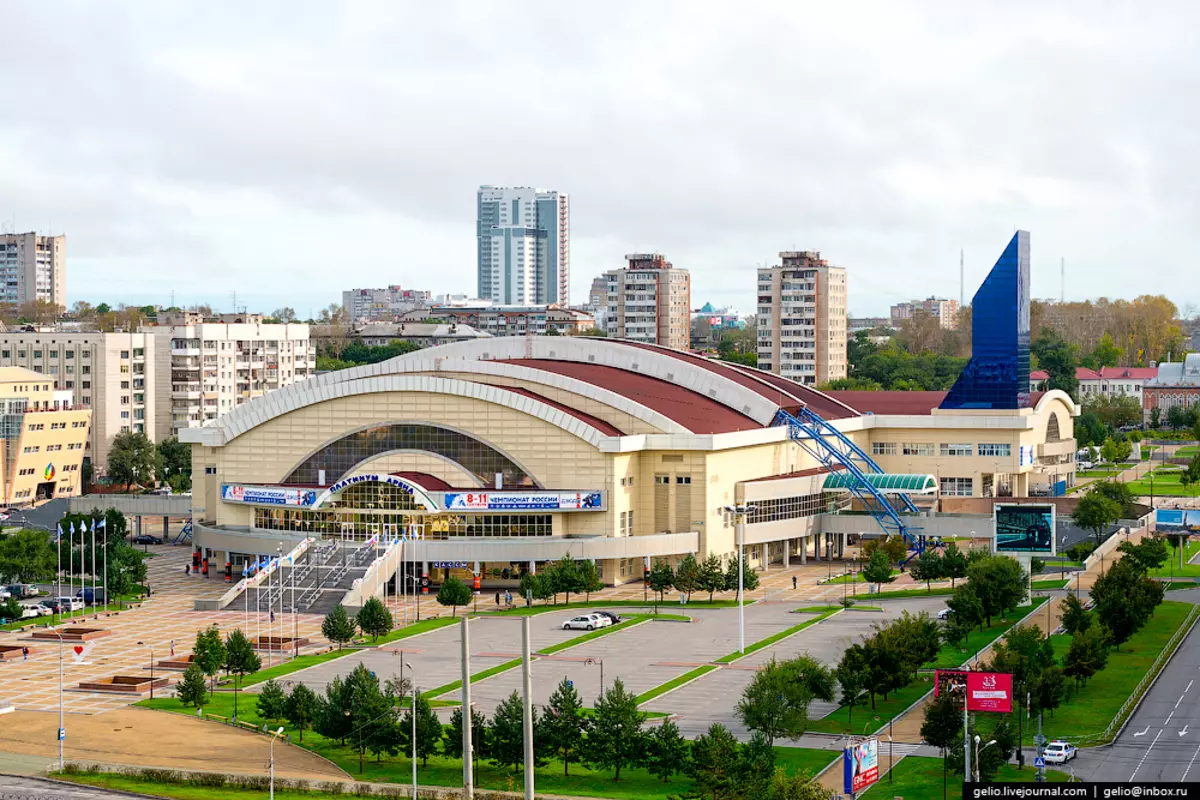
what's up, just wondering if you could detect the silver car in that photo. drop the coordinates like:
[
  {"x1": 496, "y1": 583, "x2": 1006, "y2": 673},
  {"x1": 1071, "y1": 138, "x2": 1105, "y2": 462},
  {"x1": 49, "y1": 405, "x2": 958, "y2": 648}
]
[{"x1": 562, "y1": 613, "x2": 610, "y2": 631}]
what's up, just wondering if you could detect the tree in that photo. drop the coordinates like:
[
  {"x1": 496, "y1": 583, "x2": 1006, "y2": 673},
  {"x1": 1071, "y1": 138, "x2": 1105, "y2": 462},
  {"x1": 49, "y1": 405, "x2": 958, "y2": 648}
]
[
  {"x1": 1118, "y1": 537, "x2": 1169, "y2": 573},
  {"x1": 490, "y1": 690, "x2": 542, "y2": 772},
  {"x1": 0, "y1": 530, "x2": 56, "y2": 583},
  {"x1": 966, "y1": 555, "x2": 1026, "y2": 626},
  {"x1": 698, "y1": 553, "x2": 725, "y2": 601},
  {"x1": 1063, "y1": 626, "x2": 1109, "y2": 690},
  {"x1": 343, "y1": 665, "x2": 398, "y2": 771},
  {"x1": 645, "y1": 718, "x2": 688, "y2": 783},
  {"x1": 688, "y1": 723, "x2": 741, "y2": 800},
  {"x1": 578, "y1": 559, "x2": 603, "y2": 602},
  {"x1": 285, "y1": 682, "x2": 319, "y2": 742},
  {"x1": 1091, "y1": 557, "x2": 1162, "y2": 649},
  {"x1": 402, "y1": 692, "x2": 442, "y2": 767},
  {"x1": 443, "y1": 705, "x2": 488, "y2": 773},
  {"x1": 673, "y1": 554, "x2": 701, "y2": 602},
  {"x1": 256, "y1": 678, "x2": 288, "y2": 721},
  {"x1": 272, "y1": 307, "x2": 298, "y2": 323},
  {"x1": 436, "y1": 576, "x2": 472, "y2": 617},
  {"x1": 192, "y1": 625, "x2": 227, "y2": 695},
  {"x1": 1092, "y1": 480, "x2": 1136, "y2": 518},
  {"x1": 909, "y1": 550, "x2": 944, "y2": 591},
  {"x1": 224, "y1": 628, "x2": 262, "y2": 720},
  {"x1": 835, "y1": 643, "x2": 870, "y2": 724},
  {"x1": 356, "y1": 595, "x2": 393, "y2": 640},
  {"x1": 176, "y1": 664, "x2": 208, "y2": 708},
  {"x1": 315, "y1": 674, "x2": 352, "y2": 745},
  {"x1": 1100, "y1": 438, "x2": 1119, "y2": 465},
  {"x1": 648, "y1": 559, "x2": 674, "y2": 604},
  {"x1": 737, "y1": 657, "x2": 822, "y2": 746},
  {"x1": 519, "y1": 571, "x2": 550, "y2": 603},
  {"x1": 1031, "y1": 664, "x2": 1067, "y2": 717},
  {"x1": 1060, "y1": 593, "x2": 1093, "y2": 636},
  {"x1": 986, "y1": 626, "x2": 1055, "y2": 758},
  {"x1": 766, "y1": 767, "x2": 828, "y2": 800},
  {"x1": 585, "y1": 678, "x2": 645, "y2": 782},
  {"x1": 737, "y1": 731, "x2": 776, "y2": 798},
  {"x1": 945, "y1": 583, "x2": 984, "y2": 646},
  {"x1": 861, "y1": 549, "x2": 894, "y2": 590},
  {"x1": 1151, "y1": 406, "x2": 1162, "y2": 429},
  {"x1": 322, "y1": 604, "x2": 357, "y2": 649},
  {"x1": 941, "y1": 542, "x2": 968, "y2": 587},
  {"x1": 1182, "y1": 454, "x2": 1200, "y2": 497},
  {"x1": 542, "y1": 677, "x2": 586, "y2": 776},
  {"x1": 1032, "y1": 331, "x2": 1080, "y2": 398},
  {"x1": 723, "y1": 556, "x2": 759, "y2": 598},
  {"x1": 920, "y1": 689, "x2": 961, "y2": 794},
  {"x1": 107, "y1": 430, "x2": 160, "y2": 490},
  {"x1": 156, "y1": 436, "x2": 191, "y2": 483},
  {"x1": 551, "y1": 554, "x2": 585, "y2": 605}
]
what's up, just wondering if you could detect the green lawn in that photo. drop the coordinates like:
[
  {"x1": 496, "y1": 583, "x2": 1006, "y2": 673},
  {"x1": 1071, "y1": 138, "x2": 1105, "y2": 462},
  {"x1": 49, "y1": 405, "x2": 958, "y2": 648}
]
[
  {"x1": 636, "y1": 665, "x2": 718, "y2": 704},
  {"x1": 1031, "y1": 578, "x2": 1070, "y2": 590},
  {"x1": 1038, "y1": 600, "x2": 1195, "y2": 743},
  {"x1": 806, "y1": 676, "x2": 933, "y2": 735},
  {"x1": 794, "y1": 605, "x2": 841, "y2": 613},
  {"x1": 867, "y1": 585, "x2": 958, "y2": 600},
  {"x1": 825, "y1": 569, "x2": 897, "y2": 585},
  {"x1": 1176, "y1": 445, "x2": 1199, "y2": 457},
  {"x1": 479, "y1": 598, "x2": 738, "y2": 616},
  {"x1": 365, "y1": 616, "x2": 459, "y2": 646},
  {"x1": 925, "y1": 598, "x2": 1047, "y2": 670},
  {"x1": 1148, "y1": 540, "x2": 1200, "y2": 579},
  {"x1": 713, "y1": 608, "x2": 839, "y2": 663},
  {"x1": 1125, "y1": 470, "x2": 1199, "y2": 497},
  {"x1": 1165, "y1": 581, "x2": 1198, "y2": 590},
  {"x1": 131, "y1": 695, "x2": 829, "y2": 800},
  {"x1": 1078, "y1": 468, "x2": 1125, "y2": 478},
  {"x1": 859, "y1": 755, "x2": 1069, "y2": 798}
]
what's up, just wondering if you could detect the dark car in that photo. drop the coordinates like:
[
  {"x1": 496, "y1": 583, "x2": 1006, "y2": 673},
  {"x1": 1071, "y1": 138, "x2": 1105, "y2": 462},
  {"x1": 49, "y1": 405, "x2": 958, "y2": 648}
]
[
  {"x1": 132, "y1": 535, "x2": 164, "y2": 545},
  {"x1": 594, "y1": 611, "x2": 622, "y2": 625}
]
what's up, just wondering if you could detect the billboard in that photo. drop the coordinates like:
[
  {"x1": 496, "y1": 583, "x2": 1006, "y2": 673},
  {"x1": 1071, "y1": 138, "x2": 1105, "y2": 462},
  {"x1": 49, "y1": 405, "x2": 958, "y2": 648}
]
[
  {"x1": 934, "y1": 670, "x2": 1014, "y2": 713},
  {"x1": 994, "y1": 503, "x2": 1056, "y2": 554},
  {"x1": 222, "y1": 484, "x2": 319, "y2": 507},
  {"x1": 1156, "y1": 509, "x2": 1200, "y2": 533},
  {"x1": 843, "y1": 738, "x2": 879, "y2": 794},
  {"x1": 442, "y1": 491, "x2": 604, "y2": 512}
]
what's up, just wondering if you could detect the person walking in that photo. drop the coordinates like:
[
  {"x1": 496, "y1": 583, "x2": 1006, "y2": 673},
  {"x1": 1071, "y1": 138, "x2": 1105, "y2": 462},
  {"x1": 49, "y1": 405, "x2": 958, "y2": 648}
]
[
  {"x1": 170, "y1": 639, "x2": 175, "y2": 657},
  {"x1": 792, "y1": 575, "x2": 797, "y2": 590},
  {"x1": 494, "y1": 591, "x2": 500, "y2": 606},
  {"x1": 21, "y1": 646, "x2": 28, "y2": 661}
]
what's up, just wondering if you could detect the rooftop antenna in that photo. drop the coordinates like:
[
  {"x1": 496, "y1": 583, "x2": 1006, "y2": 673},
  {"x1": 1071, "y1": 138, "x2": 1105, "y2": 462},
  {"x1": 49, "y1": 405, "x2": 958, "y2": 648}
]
[
  {"x1": 231, "y1": 291, "x2": 237, "y2": 313},
  {"x1": 1061, "y1": 257, "x2": 1065, "y2": 303},
  {"x1": 959, "y1": 249, "x2": 964, "y2": 308}
]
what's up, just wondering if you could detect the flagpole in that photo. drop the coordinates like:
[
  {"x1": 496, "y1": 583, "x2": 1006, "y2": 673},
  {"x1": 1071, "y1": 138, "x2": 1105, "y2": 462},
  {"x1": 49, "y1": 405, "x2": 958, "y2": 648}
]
[
  {"x1": 102, "y1": 519, "x2": 107, "y2": 611},
  {"x1": 55, "y1": 525, "x2": 62, "y2": 625},
  {"x1": 90, "y1": 521, "x2": 96, "y2": 613}
]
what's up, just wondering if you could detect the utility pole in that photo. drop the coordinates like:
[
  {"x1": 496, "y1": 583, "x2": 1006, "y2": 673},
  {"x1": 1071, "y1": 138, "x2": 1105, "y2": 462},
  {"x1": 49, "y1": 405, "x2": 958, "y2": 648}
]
[
  {"x1": 1061, "y1": 257, "x2": 1065, "y2": 303},
  {"x1": 521, "y1": 617, "x2": 534, "y2": 800},
  {"x1": 461, "y1": 616, "x2": 474, "y2": 799}
]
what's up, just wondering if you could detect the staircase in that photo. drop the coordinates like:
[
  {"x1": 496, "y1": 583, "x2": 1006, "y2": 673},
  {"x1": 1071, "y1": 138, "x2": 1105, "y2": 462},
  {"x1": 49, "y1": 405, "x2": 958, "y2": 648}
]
[{"x1": 301, "y1": 539, "x2": 380, "y2": 616}]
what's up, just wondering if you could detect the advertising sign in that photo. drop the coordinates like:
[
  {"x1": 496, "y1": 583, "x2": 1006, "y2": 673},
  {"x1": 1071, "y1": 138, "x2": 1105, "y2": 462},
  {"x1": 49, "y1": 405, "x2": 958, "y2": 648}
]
[
  {"x1": 1156, "y1": 509, "x2": 1200, "y2": 533},
  {"x1": 843, "y1": 737, "x2": 879, "y2": 794},
  {"x1": 994, "y1": 503, "x2": 1056, "y2": 554},
  {"x1": 221, "y1": 484, "x2": 319, "y2": 507},
  {"x1": 442, "y1": 491, "x2": 604, "y2": 511},
  {"x1": 966, "y1": 672, "x2": 1014, "y2": 712},
  {"x1": 934, "y1": 669, "x2": 969, "y2": 706}
]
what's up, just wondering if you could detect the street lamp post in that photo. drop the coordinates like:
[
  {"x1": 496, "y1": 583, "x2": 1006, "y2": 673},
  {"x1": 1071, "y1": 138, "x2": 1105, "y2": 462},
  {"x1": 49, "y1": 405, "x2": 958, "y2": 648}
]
[
  {"x1": 55, "y1": 628, "x2": 65, "y2": 772},
  {"x1": 585, "y1": 657, "x2": 604, "y2": 702},
  {"x1": 406, "y1": 661, "x2": 416, "y2": 800},
  {"x1": 136, "y1": 640, "x2": 155, "y2": 700},
  {"x1": 974, "y1": 736, "x2": 997, "y2": 782},
  {"x1": 268, "y1": 725, "x2": 285, "y2": 800},
  {"x1": 721, "y1": 503, "x2": 758, "y2": 654}
]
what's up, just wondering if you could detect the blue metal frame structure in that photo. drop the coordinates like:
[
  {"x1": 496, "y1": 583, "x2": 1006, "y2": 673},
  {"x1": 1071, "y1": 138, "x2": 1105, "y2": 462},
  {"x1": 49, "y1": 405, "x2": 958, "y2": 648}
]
[
  {"x1": 172, "y1": 518, "x2": 193, "y2": 545},
  {"x1": 771, "y1": 408, "x2": 922, "y2": 549}
]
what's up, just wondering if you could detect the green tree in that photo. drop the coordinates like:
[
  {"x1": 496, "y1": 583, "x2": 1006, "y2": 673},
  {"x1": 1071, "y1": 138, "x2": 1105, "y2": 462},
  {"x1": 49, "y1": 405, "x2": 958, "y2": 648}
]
[
  {"x1": 941, "y1": 542, "x2": 968, "y2": 586},
  {"x1": 698, "y1": 553, "x2": 725, "y2": 601},
  {"x1": 909, "y1": 549, "x2": 944, "y2": 591},
  {"x1": 175, "y1": 664, "x2": 208, "y2": 708},
  {"x1": 256, "y1": 678, "x2": 288, "y2": 721},
  {"x1": 986, "y1": 625, "x2": 1055, "y2": 758},
  {"x1": 344, "y1": 664, "x2": 398, "y2": 772},
  {"x1": 945, "y1": 583, "x2": 984, "y2": 646},
  {"x1": 966, "y1": 554, "x2": 1026, "y2": 626},
  {"x1": 156, "y1": 436, "x2": 191, "y2": 482},
  {"x1": 192, "y1": 625, "x2": 227, "y2": 695},
  {"x1": 1090, "y1": 332, "x2": 1124, "y2": 368},
  {"x1": 737, "y1": 657, "x2": 827, "y2": 746},
  {"x1": 1151, "y1": 406, "x2": 1162, "y2": 429},
  {"x1": 1100, "y1": 438, "x2": 1119, "y2": 464},
  {"x1": 436, "y1": 576, "x2": 472, "y2": 617},
  {"x1": 321, "y1": 604, "x2": 357, "y2": 649},
  {"x1": 1117, "y1": 537, "x2": 1169, "y2": 573},
  {"x1": 766, "y1": 767, "x2": 828, "y2": 800},
  {"x1": 835, "y1": 643, "x2": 870, "y2": 724},
  {"x1": 443, "y1": 705, "x2": 488, "y2": 774},
  {"x1": 648, "y1": 559, "x2": 675, "y2": 604},
  {"x1": 688, "y1": 723, "x2": 740, "y2": 800},
  {"x1": 723, "y1": 556, "x2": 759, "y2": 597},
  {"x1": 552, "y1": 555, "x2": 584, "y2": 605},
  {"x1": 0, "y1": 530, "x2": 56, "y2": 582},
  {"x1": 673, "y1": 554, "x2": 701, "y2": 602},
  {"x1": 1032, "y1": 331, "x2": 1080, "y2": 398},
  {"x1": 1063, "y1": 626, "x2": 1109, "y2": 690},
  {"x1": 645, "y1": 718, "x2": 688, "y2": 783},
  {"x1": 107, "y1": 430, "x2": 160, "y2": 490},
  {"x1": 1060, "y1": 593, "x2": 1093, "y2": 636},
  {"x1": 542, "y1": 677, "x2": 586, "y2": 776},
  {"x1": 578, "y1": 559, "x2": 603, "y2": 602},
  {"x1": 585, "y1": 678, "x2": 645, "y2": 782},
  {"x1": 737, "y1": 731, "x2": 776, "y2": 798},
  {"x1": 1031, "y1": 664, "x2": 1067, "y2": 718},
  {"x1": 920, "y1": 689, "x2": 961, "y2": 794},
  {"x1": 1091, "y1": 557, "x2": 1162, "y2": 649},
  {"x1": 1091, "y1": 480, "x2": 1136, "y2": 517},
  {"x1": 285, "y1": 682, "x2": 319, "y2": 742},
  {"x1": 402, "y1": 692, "x2": 442, "y2": 767},
  {"x1": 861, "y1": 549, "x2": 895, "y2": 590},
  {"x1": 223, "y1": 628, "x2": 262, "y2": 719},
  {"x1": 489, "y1": 690, "x2": 542, "y2": 772},
  {"x1": 1182, "y1": 454, "x2": 1200, "y2": 497},
  {"x1": 314, "y1": 674, "x2": 353, "y2": 745},
  {"x1": 356, "y1": 595, "x2": 393, "y2": 640}
]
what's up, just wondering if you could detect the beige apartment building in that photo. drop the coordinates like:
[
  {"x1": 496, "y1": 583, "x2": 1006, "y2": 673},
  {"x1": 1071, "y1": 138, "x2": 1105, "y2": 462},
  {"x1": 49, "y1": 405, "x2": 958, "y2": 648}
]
[
  {"x1": 757, "y1": 251, "x2": 848, "y2": 385},
  {"x1": 0, "y1": 367, "x2": 90, "y2": 506},
  {"x1": 0, "y1": 233, "x2": 66, "y2": 310},
  {"x1": 0, "y1": 323, "x2": 314, "y2": 475},
  {"x1": 601, "y1": 254, "x2": 691, "y2": 350},
  {"x1": 890, "y1": 296, "x2": 960, "y2": 329}
]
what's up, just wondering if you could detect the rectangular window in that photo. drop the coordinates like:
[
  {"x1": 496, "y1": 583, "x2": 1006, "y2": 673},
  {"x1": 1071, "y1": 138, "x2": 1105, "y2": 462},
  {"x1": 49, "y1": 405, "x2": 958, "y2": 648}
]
[
  {"x1": 902, "y1": 443, "x2": 935, "y2": 457},
  {"x1": 204, "y1": 466, "x2": 217, "y2": 475},
  {"x1": 120, "y1": 350, "x2": 129, "y2": 359},
  {"x1": 654, "y1": 475, "x2": 670, "y2": 485},
  {"x1": 977, "y1": 443, "x2": 1012, "y2": 457},
  {"x1": 940, "y1": 443, "x2": 973, "y2": 457},
  {"x1": 871, "y1": 442, "x2": 897, "y2": 456},
  {"x1": 940, "y1": 477, "x2": 973, "y2": 496},
  {"x1": 675, "y1": 475, "x2": 692, "y2": 484}
]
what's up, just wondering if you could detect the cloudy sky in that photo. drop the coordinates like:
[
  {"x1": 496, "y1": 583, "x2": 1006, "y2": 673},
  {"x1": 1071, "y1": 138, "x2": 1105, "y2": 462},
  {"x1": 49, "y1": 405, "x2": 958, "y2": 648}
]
[{"x1": 2, "y1": 2, "x2": 1197, "y2": 318}]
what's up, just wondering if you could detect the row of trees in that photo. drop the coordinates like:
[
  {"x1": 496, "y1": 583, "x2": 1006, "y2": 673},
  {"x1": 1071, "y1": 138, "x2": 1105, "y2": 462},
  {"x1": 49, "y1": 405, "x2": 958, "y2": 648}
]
[
  {"x1": 836, "y1": 611, "x2": 941, "y2": 720},
  {"x1": 1072, "y1": 480, "x2": 1137, "y2": 546},
  {"x1": 178, "y1": 625, "x2": 262, "y2": 717},
  {"x1": 106, "y1": 431, "x2": 192, "y2": 492},
  {"x1": 516, "y1": 555, "x2": 605, "y2": 606},
  {"x1": 320, "y1": 599, "x2": 395, "y2": 648},
  {"x1": 643, "y1": 553, "x2": 760, "y2": 604}
]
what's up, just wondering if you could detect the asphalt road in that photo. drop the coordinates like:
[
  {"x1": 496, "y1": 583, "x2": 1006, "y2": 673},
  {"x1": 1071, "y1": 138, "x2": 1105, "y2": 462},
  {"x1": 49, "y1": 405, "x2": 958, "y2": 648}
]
[
  {"x1": 0, "y1": 775, "x2": 135, "y2": 799},
  {"x1": 1077, "y1": 613, "x2": 1200, "y2": 782}
]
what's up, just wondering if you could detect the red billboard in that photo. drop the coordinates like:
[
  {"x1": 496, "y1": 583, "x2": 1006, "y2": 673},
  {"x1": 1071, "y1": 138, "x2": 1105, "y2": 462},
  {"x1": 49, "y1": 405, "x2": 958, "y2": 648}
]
[
  {"x1": 966, "y1": 672, "x2": 1013, "y2": 713},
  {"x1": 843, "y1": 737, "x2": 879, "y2": 794}
]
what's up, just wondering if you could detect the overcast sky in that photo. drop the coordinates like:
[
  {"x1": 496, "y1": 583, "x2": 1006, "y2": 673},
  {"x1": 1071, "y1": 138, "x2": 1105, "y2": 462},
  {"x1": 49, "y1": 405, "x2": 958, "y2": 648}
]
[{"x1": 2, "y1": 2, "x2": 1198, "y2": 318}]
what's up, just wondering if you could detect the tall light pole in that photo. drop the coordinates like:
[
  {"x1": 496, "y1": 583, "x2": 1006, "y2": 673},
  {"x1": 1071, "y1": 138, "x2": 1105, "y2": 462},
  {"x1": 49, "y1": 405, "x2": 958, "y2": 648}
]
[
  {"x1": 406, "y1": 661, "x2": 416, "y2": 800},
  {"x1": 55, "y1": 628, "x2": 65, "y2": 772},
  {"x1": 974, "y1": 736, "x2": 997, "y2": 782},
  {"x1": 460, "y1": 617, "x2": 473, "y2": 800},
  {"x1": 268, "y1": 725, "x2": 285, "y2": 800},
  {"x1": 722, "y1": 503, "x2": 757, "y2": 654},
  {"x1": 584, "y1": 657, "x2": 604, "y2": 702}
]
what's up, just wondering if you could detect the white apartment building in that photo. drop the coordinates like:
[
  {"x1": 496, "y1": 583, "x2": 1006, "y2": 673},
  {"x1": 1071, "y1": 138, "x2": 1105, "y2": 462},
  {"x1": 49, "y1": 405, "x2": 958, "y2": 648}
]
[
  {"x1": 476, "y1": 186, "x2": 570, "y2": 306},
  {"x1": 890, "y1": 296, "x2": 959, "y2": 329},
  {"x1": 602, "y1": 254, "x2": 691, "y2": 350},
  {"x1": 166, "y1": 323, "x2": 315, "y2": 432},
  {"x1": 0, "y1": 233, "x2": 66, "y2": 309},
  {"x1": 757, "y1": 251, "x2": 848, "y2": 385},
  {"x1": 341, "y1": 286, "x2": 432, "y2": 322}
]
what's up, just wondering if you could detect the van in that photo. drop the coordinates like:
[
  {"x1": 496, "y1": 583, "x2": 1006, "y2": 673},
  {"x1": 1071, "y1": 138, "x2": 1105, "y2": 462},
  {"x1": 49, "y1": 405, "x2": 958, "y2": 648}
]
[
  {"x1": 7, "y1": 584, "x2": 37, "y2": 599},
  {"x1": 56, "y1": 596, "x2": 83, "y2": 612},
  {"x1": 75, "y1": 588, "x2": 106, "y2": 604}
]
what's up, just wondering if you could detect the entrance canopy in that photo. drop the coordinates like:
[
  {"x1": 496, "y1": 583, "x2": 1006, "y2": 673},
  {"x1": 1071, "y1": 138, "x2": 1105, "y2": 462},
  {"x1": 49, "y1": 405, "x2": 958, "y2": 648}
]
[{"x1": 823, "y1": 473, "x2": 937, "y2": 494}]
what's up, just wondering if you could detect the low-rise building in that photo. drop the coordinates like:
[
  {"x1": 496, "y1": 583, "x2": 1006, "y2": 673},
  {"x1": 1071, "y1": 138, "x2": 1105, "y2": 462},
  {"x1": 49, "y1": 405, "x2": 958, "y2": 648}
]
[
  {"x1": 0, "y1": 367, "x2": 90, "y2": 506},
  {"x1": 342, "y1": 286, "x2": 433, "y2": 322},
  {"x1": 1030, "y1": 367, "x2": 1101, "y2": 398},
  {"x1": 398, "y1": 304, "x2": 593, "y2": 336},
  {"x1": 890, "y1": 297, "x2": 959, "y2": 329},
  {"x1": 1143, "y1": 354, "x2": 1200, "y2": 423}
]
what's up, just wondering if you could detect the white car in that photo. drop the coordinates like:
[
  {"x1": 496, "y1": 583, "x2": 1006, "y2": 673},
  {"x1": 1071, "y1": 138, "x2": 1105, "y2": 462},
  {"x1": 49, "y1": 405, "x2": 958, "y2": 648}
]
[
  {"x1": 936, "y1": 608, "x2": 953, "y2": 620},
  {"x1": 18, "y1": 606, "x2": 42, "y2": 619},
  {"x1": 21, "y1": 604, "x2": 51, "y2": 617},
  {"x1": 562, "y1": 613, "x2": 611, "y2": 631},
  {"x1": 1043, "y1": 741, "x2": 1076, "y2": 763},
  {"x1": 1078, "y1": 461, "x2": 1094, "y2": 470}
]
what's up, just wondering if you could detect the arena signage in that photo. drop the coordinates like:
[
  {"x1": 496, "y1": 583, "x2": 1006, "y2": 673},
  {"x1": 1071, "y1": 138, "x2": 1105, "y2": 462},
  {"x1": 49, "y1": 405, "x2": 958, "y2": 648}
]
[
  {"x1": 441, "y1": 491, "x2": 605, "y2": 512},
  {"x1": 314, "y1": 474, "x2": 436, "y2": 511},
  {"x1": 221, "y1": 484, "x2": 319, "y2": 507}
]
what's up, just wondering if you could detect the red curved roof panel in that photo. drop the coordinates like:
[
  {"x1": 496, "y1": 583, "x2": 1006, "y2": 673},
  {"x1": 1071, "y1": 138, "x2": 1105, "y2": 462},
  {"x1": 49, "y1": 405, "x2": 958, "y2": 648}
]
[{"x1": 500, "y1": 385, "x2": 625, "y2": 437}]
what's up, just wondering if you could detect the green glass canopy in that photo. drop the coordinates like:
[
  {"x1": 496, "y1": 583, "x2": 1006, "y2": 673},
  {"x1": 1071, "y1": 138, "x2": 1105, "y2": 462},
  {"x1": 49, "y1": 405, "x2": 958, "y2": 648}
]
[{"x1": 823, "y1": 473, "x2": 938, "y2": 494}]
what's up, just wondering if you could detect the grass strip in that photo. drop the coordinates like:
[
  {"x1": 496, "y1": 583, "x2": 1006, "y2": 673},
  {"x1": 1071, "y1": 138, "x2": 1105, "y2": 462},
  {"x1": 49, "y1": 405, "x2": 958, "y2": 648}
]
[
  {"x1": 923, "y1": 598, "x2": 1046, "y2": 669},
  {"x1": 1031, "y1": 578, "x2": 1070, "y2": 590},
  {"x1": 794, "y1": 605, "x2": 840, "y2": 613},
  {"x1": 424, "y1": 657, "x2": 522, "y2": 699},
  {"x1": 864, "y1": 585, "x2": 957, "y2": 600},
  {"x1": 477, "y1": 598, "x2": 737, "y2": 616},
  {"x1": 240, "y1": 648, "x2": 355, "y2": 688},
  {"x1": 859, "y1": 756, "x2": 1069, "y2": 798},
  {"x1": 714, "y1": 608, "x2": 838, "y2": 663},
  {"x1": 363, "y1": 616, "x2": 459, "y2": 646},
  {"x1": 806, "y1": 677, "x2": 933, "y2": 734},
  {"x1": 635, "y1": 664, "x2": 718, "y2": 705}
]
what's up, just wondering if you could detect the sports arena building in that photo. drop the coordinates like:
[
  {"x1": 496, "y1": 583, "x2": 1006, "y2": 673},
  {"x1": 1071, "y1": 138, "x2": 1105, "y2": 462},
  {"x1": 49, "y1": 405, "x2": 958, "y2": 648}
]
[{"x1": 182, "y1": 232, "x2": 1079, "y2": 588}]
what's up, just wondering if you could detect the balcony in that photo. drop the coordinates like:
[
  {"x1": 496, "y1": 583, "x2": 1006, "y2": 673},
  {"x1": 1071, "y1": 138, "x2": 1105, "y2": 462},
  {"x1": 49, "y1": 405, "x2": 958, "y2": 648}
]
[
  {"x1": 171, "y1": 385, "x2": 202, "y2": 400},
  {"x1": 171, "y1": 347, "x2": 201, "y2": 357}
]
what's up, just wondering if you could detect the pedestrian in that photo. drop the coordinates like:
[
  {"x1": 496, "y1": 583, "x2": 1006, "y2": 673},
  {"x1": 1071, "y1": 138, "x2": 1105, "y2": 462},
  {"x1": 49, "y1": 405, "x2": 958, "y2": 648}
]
[
  {"x1": 494, "y1": 591, "x2": 500, "y2": 606},
  {"x1": 185, "y1": 564, "x2": 190, "y2": 576},
  {"x1": 21, "y1": 646, "x2": 27, "y2": 661},
  {"x1": 170, "y1": 640, "x2": 175, "y2": 657},
  {"x1": 270, "y1": 610, "x2": 275, "y2": 624},
  {"x1": 792, "y1": 575, "x2": 797, "y2": 590}
]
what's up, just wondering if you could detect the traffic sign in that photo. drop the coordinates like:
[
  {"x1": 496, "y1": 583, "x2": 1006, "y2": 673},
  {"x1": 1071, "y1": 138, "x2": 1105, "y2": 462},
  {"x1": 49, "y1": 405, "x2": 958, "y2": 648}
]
[
  {"x1": 1034, "y1": 756, "x2": 1045, "y2": 768},
  {"x1": 57, "y1": 727, "x2": 65, "y2": 741},
  {"x1": 566, "y1": 680, "x2": 573, "y2": 688}
]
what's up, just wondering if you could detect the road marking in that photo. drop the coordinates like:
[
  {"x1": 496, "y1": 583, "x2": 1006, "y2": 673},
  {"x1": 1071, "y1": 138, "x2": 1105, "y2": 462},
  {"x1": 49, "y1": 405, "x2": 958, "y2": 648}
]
[
  {"x1": 1181, "y1": 726, "x2": 1190, "y2": 737},
  {"x1": 1134, "y1": 726, "x2": 1150, "y2": 737},
  {"x1": 1177, "y1": 681, "x2": 1194, "y2": 709},
  {"x1": 1183, "y1": 743, "x2": 1200, "y2": 782},
  {"x1": 1130, "y1": 729, "x2": 1163, "y2": 781},
  {"x1": 1167, "y1": 711, "x2": 1175, "y2": 725}
]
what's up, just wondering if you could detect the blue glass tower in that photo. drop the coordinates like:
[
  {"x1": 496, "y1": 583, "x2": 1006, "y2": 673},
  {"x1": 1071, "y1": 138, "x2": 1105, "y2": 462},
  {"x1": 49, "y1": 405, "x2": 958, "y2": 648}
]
[{"x1": 939, "y1": 230, "x2": 1031, "y2": 410}]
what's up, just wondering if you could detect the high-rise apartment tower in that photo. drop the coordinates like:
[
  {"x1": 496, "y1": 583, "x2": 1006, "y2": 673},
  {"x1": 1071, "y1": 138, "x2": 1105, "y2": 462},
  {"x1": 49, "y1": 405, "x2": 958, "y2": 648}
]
[
  {"x1": 0, "y1": 233, "x2": 65, "y2": 310},
  {"x1": 476, "y1": 186, "x2": 569, "y2": 305},
  {"x1": 756, "y1": 251, "x2": 848, "y2": 385}
]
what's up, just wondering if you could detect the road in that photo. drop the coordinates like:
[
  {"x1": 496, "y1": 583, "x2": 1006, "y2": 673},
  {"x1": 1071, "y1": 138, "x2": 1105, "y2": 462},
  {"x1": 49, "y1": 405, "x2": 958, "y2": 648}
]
[
  {"x1": 1078, "y1": 611, "x2": 1200, "y2": 782},
  {"x1": 0, "y1": 776, "x2": 135, "y2": 799}
]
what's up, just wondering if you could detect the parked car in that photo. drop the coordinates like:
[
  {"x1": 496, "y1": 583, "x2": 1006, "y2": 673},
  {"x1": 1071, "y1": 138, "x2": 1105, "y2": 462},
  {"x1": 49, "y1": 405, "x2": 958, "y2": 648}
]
[
  {"x1": 562, "y1": 613, "x2": 610, "y2": 631},
  {"x1": 146, "y1": 486, "x2": 172, "y2": 496},
  {"x1": 1078, "y1": 461, "x2": 1094, "y2": 470},
  {"x1": 75, "y1": 588, "x2": 107, "y2": 604},
  {"x1": 132, "y1": 534, "x2": 164, "y2": 545},
  {"x1": 594, "y1": 611, "x2": 622, "y2": 625},
  {"x1": 936, "y1": 608, "x2": 953, "y2": 620},
  {"x1": 18, "y1": 606, "x2": 42, "y2": 619},
  {"x1": 1043, "y1": 741, "x2": 1076, "y2": 763},
  {"x1": 21, "y1": 603, "x2": 52, "y2": 617},
  {"x1": 0, "y1": 589, "x2": 10, "y2": 601},
  {"x1": 7, "y1": 584, "x2": 39, "y2": 599},
  {"x1": 54, "y1": 596, "x2": 84, "y2": 612}
]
